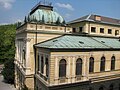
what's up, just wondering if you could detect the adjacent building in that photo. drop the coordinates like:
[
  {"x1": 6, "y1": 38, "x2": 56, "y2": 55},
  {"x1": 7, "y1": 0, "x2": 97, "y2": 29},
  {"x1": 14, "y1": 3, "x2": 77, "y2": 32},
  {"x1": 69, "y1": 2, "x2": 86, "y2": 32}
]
[{"x1": 15, "y1": 2, "x2": 120, "y2": 90}]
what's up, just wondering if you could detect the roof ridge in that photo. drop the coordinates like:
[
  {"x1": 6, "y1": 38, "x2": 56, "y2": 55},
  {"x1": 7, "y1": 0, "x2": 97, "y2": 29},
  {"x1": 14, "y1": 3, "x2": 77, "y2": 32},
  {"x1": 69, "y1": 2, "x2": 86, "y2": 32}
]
[{"x1": 86, "y1": 14, "x2": 92, "y2": 20}]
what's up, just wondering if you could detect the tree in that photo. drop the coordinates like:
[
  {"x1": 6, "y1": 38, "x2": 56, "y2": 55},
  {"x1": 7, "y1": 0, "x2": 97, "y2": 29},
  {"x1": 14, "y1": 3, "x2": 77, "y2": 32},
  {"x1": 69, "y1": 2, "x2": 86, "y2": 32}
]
[
  {"x1": 0, "y1": 24, "x2": 16, "y2": 63},
  {"x1": 1, "y1": 58, "x2": 15, "y2": 84},
  {"x1": 56, "y1": 17, "x2": 61, "y2": 25},
  {"x1": 0, "y1": 24, "x2": 16, "y2": 84}
]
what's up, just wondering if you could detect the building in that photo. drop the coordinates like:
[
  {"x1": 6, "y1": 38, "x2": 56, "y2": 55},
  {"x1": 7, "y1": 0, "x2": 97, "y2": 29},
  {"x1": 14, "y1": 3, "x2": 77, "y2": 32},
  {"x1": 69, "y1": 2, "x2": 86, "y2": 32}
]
[
  {"x1": 14, "y1": 2, "x2": 71, "y2": 90},
  {"x1": 68, "y1": 14, "x2": 120, "y2": 37},
  {"x1": 15, "y1": 2, "x2": 120, "y2": 90}
]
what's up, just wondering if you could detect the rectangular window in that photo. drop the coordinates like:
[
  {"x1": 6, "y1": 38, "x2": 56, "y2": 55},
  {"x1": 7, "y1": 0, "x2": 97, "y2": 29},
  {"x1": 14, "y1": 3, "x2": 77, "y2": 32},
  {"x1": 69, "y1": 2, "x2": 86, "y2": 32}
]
[
  {"x1": 108, "y1": 29, "x2": 112, "y2": 34},
  {"x1": 100, "y1": 28, "x2": 104, "y2": 33},
  {"x1": 91, "y1": 27, "x2": 96, "y2": 33},
  {"x1": 79, "y1": 27, "x2": 83, "y2": 33},
  {"x1": 72, "y1": 28, "x2": 76, "y2": 33},
  {"x1": 115, "y1": 30, "x2": 119, "y2": 35}
]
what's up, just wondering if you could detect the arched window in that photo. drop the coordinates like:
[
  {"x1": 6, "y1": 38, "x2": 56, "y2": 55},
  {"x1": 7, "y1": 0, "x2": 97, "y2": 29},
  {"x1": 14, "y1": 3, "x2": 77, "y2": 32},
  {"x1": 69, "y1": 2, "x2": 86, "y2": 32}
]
[
  {"x1": 46, "y1": 57, "x2": 49, "y2": 77},
  {"x1": 109, "y1": 84, "x2": 114, "y2": 90},
  {"x1": 111, "y1": 56, "x2": 115, "y2": 70},
  {"x1": 59, "y1": 59, "x2": 66, "y2": 77},
  {"x1": 89, "y1": 57, "x2": 94, "y2": 73},
  {"x1": 76, "y1": 58, "x2": 82, "y2": 75},
  {"x1": 100, "y1": 56, "x2": 105, "y2": 72},
  {"x1": 41, "y1": 56, "x2": 44, "y2": 74}
]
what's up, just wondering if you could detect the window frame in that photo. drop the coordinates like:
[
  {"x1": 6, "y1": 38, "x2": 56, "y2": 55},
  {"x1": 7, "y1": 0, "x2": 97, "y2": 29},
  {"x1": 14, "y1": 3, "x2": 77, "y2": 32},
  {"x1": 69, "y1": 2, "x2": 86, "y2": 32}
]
[
  {"x1": 59, "y1": 59, "x2": 67, "y2": 78},
  {"x1": 111, "y1": 56, "x2": 115, "y2": 70},
  {"x1": 79, "y1": 27, "x2": 83, "y2": 33},
  {"x1": 76, "y1": 58, "x2": 83, "y2": 76},
  {"x1": 41, "y1": 56, "x2": 44, "y2": 74},
  {"x1": 89, "y1": 57, "x2": 94, "y2": 73},
  {"x1": 100, "y1": 28, "x2": 104, "y2": 33},
  {"x1": 91, "y1": 27, "x2": 96, "y2": 33},
  {"x1": 72, "y1": 28, "x2": 76, "y2": 33},
  {"x1": 100, "y1": 56, "x2": 106, "y2": 72},
  {"x1": 108, "y1": 29, "x2": 112, "y2": 34}
]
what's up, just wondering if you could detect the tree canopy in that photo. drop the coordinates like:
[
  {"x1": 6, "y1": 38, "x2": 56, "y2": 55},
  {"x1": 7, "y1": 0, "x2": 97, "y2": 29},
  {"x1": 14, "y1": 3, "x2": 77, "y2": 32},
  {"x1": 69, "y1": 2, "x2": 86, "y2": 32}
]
[
  {"x1": 0, "y1": 24, "x2": 16, "y2": 84},
  {"x1": 0, "y1": 24, "x2": 16, "y2": 63}
]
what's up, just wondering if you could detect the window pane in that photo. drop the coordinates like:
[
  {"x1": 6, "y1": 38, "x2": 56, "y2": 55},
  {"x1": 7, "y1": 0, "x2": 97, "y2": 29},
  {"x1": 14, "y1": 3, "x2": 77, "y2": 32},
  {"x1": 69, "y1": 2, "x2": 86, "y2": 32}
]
[
  {"x1": 79, "y1": 27, "x2": 83, "y2": 33},
  {"x1": 115, "y1": 30, "x2": 119, "y2": 35},
  {"x1": 46, "y1": 57, "x2": 49, "y2": 77},
  {"x1": 76, "y1": 58, "x2": 82, "y2": 75},
  {"x1": 89, "y1": 57, "x2": 94, "y2": 73},
  {"x1": 41, "y1": 56, "x2": 44, "y2": 74},
  {"x1": 91, "y1": 27, "x2": 96, "y2": 33},
  {"x1": 108, "y1": 29, "x2": 112, "y2": 34},
  {"x1": 100, "y1": 28, "x2": 104, "y2": 33},
  {"x1": 111, "y1": 56, "x2": 115, "y2": 70},
  {"x1": 100, "y1": 56, "x2": 105, "y2": 71},
  {"x1": 59, "y1": 59, "x2": 66, "y2": 77},
  {"x1": 72, "y1": 28, "x2": 76, "y2": 33}
]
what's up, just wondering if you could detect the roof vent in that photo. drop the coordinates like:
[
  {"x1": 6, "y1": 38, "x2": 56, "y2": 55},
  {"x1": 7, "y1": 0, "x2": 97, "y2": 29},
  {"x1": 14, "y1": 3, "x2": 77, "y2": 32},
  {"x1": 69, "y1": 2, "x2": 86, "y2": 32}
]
[
  {"x1": 101, "y1": 41, "x2": 105, "y2": 43},
  {"x1": 53, "y1": 40, "x2": 58, "y2": 42},
  {"x1": 79, "y1": 41, "x2": 84, "y2": 44}
]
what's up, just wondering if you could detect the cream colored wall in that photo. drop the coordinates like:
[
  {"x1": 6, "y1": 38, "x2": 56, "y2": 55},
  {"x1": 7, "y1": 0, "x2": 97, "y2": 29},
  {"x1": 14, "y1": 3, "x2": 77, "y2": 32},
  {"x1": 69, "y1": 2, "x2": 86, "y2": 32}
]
[
  {"x1": 15, "y1": 23, "x2": 71, "y2": 89},
  {"x1": 26, "y1": 23, "x2": 72, "y2": 33},
  {"x1": 49, "y1": 51, "x2": 120, "y2": 85},
  {"x1": 27, "y1": 33, "x2": 61, "y2": 74},
  {"x1": 70, "y1": 22, "x2": 86, "y2": 33},
  {"x1": 70, "y1": 21, "x2": 120, "y2": 37},
  {"x1": 88, "y1": 22, "x2": 120, "y2": 37}
]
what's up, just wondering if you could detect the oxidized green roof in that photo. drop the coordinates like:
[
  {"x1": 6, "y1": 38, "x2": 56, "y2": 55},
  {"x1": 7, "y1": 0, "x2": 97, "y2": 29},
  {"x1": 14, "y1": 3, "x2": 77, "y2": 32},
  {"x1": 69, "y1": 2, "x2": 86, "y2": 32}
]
[
  {"x1": 35, "y1": 35, "x2": 120, "y2": 49},
  {"x1": 27, "y1": 9, "x2": 65, "y2": 24},
  {"x1": 25, "y1": 4, "x2": 65, "y2": 25}
]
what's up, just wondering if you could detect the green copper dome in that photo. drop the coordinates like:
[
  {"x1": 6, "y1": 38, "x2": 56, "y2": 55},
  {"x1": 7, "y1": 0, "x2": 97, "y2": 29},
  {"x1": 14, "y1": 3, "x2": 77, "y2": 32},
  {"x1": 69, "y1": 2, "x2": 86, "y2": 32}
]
[{"x1": 25, "y1": 4, "x2": 66, "y2": 25}]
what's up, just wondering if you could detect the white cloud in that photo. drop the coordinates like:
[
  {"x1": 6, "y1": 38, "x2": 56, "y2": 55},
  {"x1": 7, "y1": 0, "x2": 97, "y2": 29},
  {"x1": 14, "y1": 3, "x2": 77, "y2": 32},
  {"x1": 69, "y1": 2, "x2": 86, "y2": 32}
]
[
  {"x1": 55, "y1": 3, "x2": 74, "y2": 11},
  {"x1": 0, "y1": 0, "x2": 15, "y2": 9}
]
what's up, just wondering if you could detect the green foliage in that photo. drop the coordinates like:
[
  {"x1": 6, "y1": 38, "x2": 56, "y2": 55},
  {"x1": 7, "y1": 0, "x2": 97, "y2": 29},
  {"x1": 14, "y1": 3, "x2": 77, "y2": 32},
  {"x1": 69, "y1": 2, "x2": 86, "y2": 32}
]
[
  {"x1": 0, "y1": 24, "x2": 16, "y2": 84},
  {"x1": 1, "y1": 58, "x2": 15, "y2": 84},
  {"x1": 0, "y1": 24, "x2": 16, "y2": 63}
]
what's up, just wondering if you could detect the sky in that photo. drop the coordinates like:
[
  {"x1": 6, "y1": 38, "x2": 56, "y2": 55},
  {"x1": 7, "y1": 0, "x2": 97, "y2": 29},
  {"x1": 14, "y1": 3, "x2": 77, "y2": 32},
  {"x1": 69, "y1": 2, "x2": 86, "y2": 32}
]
[{"x1": 0, "y1": 0, "x2": 120, "y2": 24}]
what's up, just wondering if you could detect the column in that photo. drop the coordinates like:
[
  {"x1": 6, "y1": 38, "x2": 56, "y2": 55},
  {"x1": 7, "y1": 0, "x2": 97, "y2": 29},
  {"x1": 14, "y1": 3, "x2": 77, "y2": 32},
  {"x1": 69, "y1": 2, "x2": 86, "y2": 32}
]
[
  {"x1": 26, "y1": 39, "x2": 31, "y2": 74},
  {"x1": 67, "y1": 57, "x2": 71, "y2": 83},
  {"x1": 83, "y1": 56, "x2": 89, "y2": 80},
  {"x1": 54, "y1": 57, "x2": 59, "y2": 84},
  {"x1": 72, "y1": 57, "x2": 75, "y2": 83}
]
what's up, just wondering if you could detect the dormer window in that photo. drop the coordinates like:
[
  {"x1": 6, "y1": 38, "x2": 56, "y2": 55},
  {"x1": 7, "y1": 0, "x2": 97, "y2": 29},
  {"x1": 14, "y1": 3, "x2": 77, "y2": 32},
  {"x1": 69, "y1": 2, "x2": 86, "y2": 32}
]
[{"x1": 95, "y1": 15, "x2": 101, "y2": 21}]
